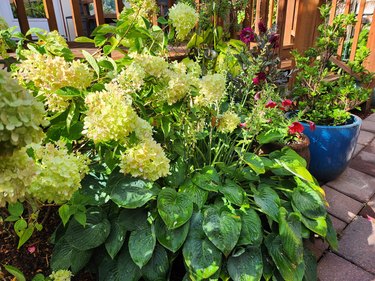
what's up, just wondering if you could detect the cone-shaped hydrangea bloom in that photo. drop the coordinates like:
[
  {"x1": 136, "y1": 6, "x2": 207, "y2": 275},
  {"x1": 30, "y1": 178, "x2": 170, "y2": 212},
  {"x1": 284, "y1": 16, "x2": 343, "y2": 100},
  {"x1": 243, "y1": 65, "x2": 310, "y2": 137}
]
[
  {"x1": 218, "y1": 111, "x2": 241, "y2": 133},
  {"x1": 117, "y1": 62, "x2": 146, "y2": 94},
  {"x1": 195, "y1": 73, "x2": 227, "y2": 106},
  {"x1": 0, "y1": 148, "x2": 38, "y2": 206},
  {"x1": 120, "y1": 138, "x2": 170, "y2": 181},
  {"x1": 17, "y1": 53, "x2": 93, "y2": 111},
  {"x1": 169, "y1": 2, "x2": 198, "y2": 40},
  {"x1": 0, "y1": 70, "x2": 47, "y2": 155},
  {"x1": 84, "y1": 83, "x2": 138, "y2": 143},
  {"x1": 131, "y1": 53, "x2": 169, "y2": 78},
  {"x1": 49, "y1": 269, "x2": 73, "y2": 281},
  {"x1": 29, "y1": 142, "x2": 89, "y2": 203},
  {"x1": 134, "y1": 117, "x2": 153, "y2": 141}
]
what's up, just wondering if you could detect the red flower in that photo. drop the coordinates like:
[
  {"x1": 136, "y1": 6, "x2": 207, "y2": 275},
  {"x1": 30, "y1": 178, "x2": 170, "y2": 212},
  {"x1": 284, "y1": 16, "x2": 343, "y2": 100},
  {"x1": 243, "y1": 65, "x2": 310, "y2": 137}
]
[
  {"x1": 252, "y1": 72, "x2": 266, "y2": 85},
  {"x1": 288, "y1": 122, "x2": 304, "y2": 134},
  {"x1": 27, "y1": 245, "x2": 36, "y2": 254},
  {"x1": 240, "y1": 27, "x2": 255, "y2": 44},
  {"x1": 239, "y1": 122, "x2": 247, "y2": 128},
  {"x1": 308, "y1": 121, "x2": 316, "y2": 131},
  {"x1": 258, "y1": 21, "x2": 267, "y2": 33},
  {"x1": 269, "y1": 33, "x2": 279, "y2": 48},
  {"x1": 281, "y1": 99, "x2": 292, "y2": 107},
  {"x1": 265, "y1": 100, "x2": 277, "y2": 108}
]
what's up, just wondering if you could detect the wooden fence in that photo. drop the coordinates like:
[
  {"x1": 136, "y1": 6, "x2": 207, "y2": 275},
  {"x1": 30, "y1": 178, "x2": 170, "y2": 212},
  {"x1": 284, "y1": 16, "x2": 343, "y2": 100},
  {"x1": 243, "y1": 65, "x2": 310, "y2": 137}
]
[{"x1": 11, "y1": 0, "x2": 375, "y2": 73}]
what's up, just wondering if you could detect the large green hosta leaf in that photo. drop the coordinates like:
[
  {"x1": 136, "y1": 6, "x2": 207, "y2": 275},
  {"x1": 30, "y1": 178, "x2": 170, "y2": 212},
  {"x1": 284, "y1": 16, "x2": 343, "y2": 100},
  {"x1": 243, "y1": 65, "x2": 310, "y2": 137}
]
[
  {"x1": 51, "y1": 238, "x2": 92, "y2": 274},
  {"x1": 128, "y1": 224, "x2": 156, "y2": 268},
  {"x1": 292, "y1": 178, "x2": 326, "y2": 219},
  {"x1": 300, "y1": 215, "x2": 327, "y2": 237},
  {"x1": 157, "y1": 188, "x2": 193, "y2": 229},
  {"x1": 105, "y1": 218, "x2": 127, "y2": 259},
  {"x1": 65, "y1": 207, "x2": 111, "y2": 251},
  {"x1": 265, "y1": 234, "x2": 305, "y2": 281},
  {"x1": 155, "y1": 216, "x2": 189, "y2": 253},
  {"x1": 219, "y1": 179, "x2": 245, "y2": 206},
  {"x1": 325, "y1": 215, "x2": 338, "y2": 250},
  {"x1": 109, "y1": 175, "x2": 155, "y2": 208},
  {"x1": 243, "y1": 153, "x2": 265, "y2": 175},
  {"x1": 98, "y1": 245, "x2": 142, "y2": 281},
  {"x1": 179, "y1": 179, "x2": 209, "y2": 209},
  {"x1": 183, "y1": 212, "x2": 222, "y2": 280},
  {"x1": 227, "y1": 246, "x2": 263, "y2": 281},
  {"x1": 202, "y1": 207, "x2": 242, "y2": 257},
  {"x1": 191, "y1": 166, "x2": 220, "y2": 192},
  {"x1": 303, "y1": 248, "x2": 317, "y2": 281},
  {"x1": 118, "y1": 208, "x2": 148, "y2": 231},
  {"x1": 278, "y1": 208, "x2": 303, "y2": 264},
  {"x1": 237, "y1": 208, "x2": 263, "y2": 246},
  {"x1": 142, "y1": 244, "x2": 169, "y2": 281},
  {"x1": 253, "y1": 184, "x2": 280, "y2": 222}
]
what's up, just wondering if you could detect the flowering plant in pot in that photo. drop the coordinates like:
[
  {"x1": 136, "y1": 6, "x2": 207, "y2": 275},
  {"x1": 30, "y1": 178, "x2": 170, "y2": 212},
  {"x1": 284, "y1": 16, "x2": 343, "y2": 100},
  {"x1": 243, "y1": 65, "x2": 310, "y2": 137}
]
[
  {"x1": 1, "y1": 2, "x2": 338, "y2": 280},
  {"x1": 291, "y1": 4, "x2": 373, "y2": 181}
]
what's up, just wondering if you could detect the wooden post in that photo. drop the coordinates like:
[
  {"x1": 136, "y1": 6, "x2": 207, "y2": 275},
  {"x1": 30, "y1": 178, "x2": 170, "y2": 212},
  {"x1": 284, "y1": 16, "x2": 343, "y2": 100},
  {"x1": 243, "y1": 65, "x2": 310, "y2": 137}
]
[
  {"x1": 349, "y1": 0, "x2": 366, "y2": 61},
  {"x1": 70, "y1": 0, "x2": 84, "y2": 37},
  {"x1": 115, "y1": 0, "x2": 124, "y2": 19},
  {"x1": 14, "y1": 0, "x2": 30, "y2": 35},
  {"x1": 328, "y1": 0, "x2": 337, "y2": 25},
  {"x1": 364, "y1": 8, "x2": 375, "y2": 113},
  {"x1": 244, "y1": 0, "x2": 254, "y2": 28},
  {"x1": 276, "y1": 0, "x2": 287, "y2": 59},
  {"x1": 168, "y1": 0, "x2": 175, "y2": 8},
  {"x1": 43, "y1": 0, "x2": 58, "y2": 31},
  {"x1": 267, "y1": 0, "x2": 275, "y2": 28},
  {"x1": 255, "y1": 0, "x2": 268, "y2": 33},
  {"x1": 93, "y1": 0, "x2": 105, "y2": 25}
]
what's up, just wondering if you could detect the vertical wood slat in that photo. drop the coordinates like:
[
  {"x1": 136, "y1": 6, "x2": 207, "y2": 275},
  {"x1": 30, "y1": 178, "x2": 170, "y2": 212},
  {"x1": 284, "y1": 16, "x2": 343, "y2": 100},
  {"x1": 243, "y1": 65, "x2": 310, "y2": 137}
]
[
  {"x1": 364, "y1": 7, "x2": 375, "y2": 72},
  {"x1": 255, "y1": 0, "x2": 268, "y2": 33},
  {"x1": 337, "y1": 0, "x2": 351, "y2": 58},
  {"x1": 244, "y1": 0, "x2": 254, "y2": 28},
  {"x1": 283, "y1": 0, "x2": 296, "y2": 45},
  {"x1": 43, "y1": 0, "x2": 58, "y2": 31},
  {"x1": 267, "y1": 0, "x2": 275, "y2": 28},
  {"x1": 276, "y1": 0, "x2": 288, "y2": 59},
  {"x1": 14, "y1": 0, "x2": 30, "y2": 35},
  {"x1": 115, "y1": 0, "x2": 124, "y2": 19},
  {"x1": 349, "y1": 0, "x2": 366, "y2": 61},
  {"x1": 328, "y1": 0, "x2": 337, "y2": 25},
  {"x1": 93, "y1": 0, "x2": 105, "y2": 25},
  {"x1": 168, "y1": 0, "x2": 175, "y2": 8},
  {"x1": 70, "y1": 0, "x2": 84, "y2": 37}
]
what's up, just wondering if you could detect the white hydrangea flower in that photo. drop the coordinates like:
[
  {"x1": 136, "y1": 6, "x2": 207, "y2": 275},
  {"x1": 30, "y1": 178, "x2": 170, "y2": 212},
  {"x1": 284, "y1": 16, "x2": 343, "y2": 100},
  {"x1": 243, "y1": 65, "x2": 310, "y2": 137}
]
[
  {"x1": 218, "y1": 111, "x2": 241, "y2": 133},
  {"x1": 169, "y1": 2, "x2": 198, "y2": 40},
  {"x1": 195, "y1": 73, "x2": 227, "y2": 106},
  {"x1": 49, "y1": 269, "x2": 73, "y2": 281}
]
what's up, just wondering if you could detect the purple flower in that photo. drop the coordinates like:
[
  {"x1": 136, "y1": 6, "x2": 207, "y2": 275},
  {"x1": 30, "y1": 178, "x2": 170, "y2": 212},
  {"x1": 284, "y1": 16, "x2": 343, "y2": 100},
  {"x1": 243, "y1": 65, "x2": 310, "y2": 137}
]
[
  {"x1": 269, "y1": 33, "x2": 280, "y2": 48},
  {"x1": 240, "y1": 27, "x2": 255, "y2": 44},
  {"x1": 252, "y1": 72, "x2": 267, "y2": 85},
  {"x1": 308, "y1": 121, "x2": 316, "y2": 131},
  {"x1": 258, "y1": 21, "x2": 267, "y2": 33}
]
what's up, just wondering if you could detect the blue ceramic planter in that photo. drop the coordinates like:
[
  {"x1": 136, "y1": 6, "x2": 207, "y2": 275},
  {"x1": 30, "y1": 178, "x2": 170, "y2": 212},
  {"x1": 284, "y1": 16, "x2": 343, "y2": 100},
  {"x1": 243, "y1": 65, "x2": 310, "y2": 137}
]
[{"x1": 301, "y1": 114, "x2": 362, "y2": 182}]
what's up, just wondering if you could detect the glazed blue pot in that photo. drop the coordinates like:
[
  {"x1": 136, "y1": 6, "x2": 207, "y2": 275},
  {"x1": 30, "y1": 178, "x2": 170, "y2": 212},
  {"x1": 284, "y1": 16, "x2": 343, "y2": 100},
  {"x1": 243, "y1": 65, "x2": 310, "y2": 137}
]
[{"x1": 301, "y1": 114, "x2": 362, "y2": 182}]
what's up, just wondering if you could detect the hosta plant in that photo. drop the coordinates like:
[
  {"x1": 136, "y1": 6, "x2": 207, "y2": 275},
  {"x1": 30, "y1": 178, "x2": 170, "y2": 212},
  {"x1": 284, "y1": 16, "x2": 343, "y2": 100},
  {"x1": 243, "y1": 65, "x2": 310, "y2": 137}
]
[{"x1": 1, "y1": 2, "x2": 337, "y2": 280}]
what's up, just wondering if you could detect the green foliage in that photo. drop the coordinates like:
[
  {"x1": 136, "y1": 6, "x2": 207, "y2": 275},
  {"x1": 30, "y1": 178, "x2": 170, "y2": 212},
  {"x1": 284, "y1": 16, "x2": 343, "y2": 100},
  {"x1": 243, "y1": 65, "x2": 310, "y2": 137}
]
[{"x1": 292, "y1": 4, "x2": 373, "y2": 125}]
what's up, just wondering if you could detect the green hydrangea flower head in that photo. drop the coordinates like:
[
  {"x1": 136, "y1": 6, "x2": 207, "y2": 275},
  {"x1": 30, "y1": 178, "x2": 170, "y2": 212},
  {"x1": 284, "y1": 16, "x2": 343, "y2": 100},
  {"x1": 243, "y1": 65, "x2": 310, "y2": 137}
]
[{"x1": 0, "y1": 70, "x2": 47, "y2": 156}]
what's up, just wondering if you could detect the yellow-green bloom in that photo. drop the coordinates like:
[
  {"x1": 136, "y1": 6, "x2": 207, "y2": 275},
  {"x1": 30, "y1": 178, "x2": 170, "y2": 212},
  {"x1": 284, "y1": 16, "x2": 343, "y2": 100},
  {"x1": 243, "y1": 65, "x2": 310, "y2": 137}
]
[
  {"x1": 169, "y1": 2, "x2": 198, "y2": 40},
  {"x1": 134, "y1": 117, "x2": 153, "y2": 141},
  {"x1": 0, "y1": 148, "x2": 38, "y2": 207},
  {"x1": 218, "y1": 111, "x2": 241, "y2": 133},
  {"x1": 118, "y1": 62, "x2": 146, "y2": 94},
  {"x1": 0, "y1": 70, "x2": 47, "y2": 155},
  {"x1": 49, "y1": 269, "x2": 73, "y2": 281},
  {"x1": 29, "y1": 142, "x2": 89, "y2": 203},
  {"x1": 120, "y1": 138, "x2": 170, "y2": 181},
  {"x1": 131, "y1": 53, "x2": 169, "y2": 78},
  {"x1": 195, "y1": 73, "x2": 227, "y2": 106},
  {"x1": 84, "y1": 83, "x2": 138, "y2": 143}
]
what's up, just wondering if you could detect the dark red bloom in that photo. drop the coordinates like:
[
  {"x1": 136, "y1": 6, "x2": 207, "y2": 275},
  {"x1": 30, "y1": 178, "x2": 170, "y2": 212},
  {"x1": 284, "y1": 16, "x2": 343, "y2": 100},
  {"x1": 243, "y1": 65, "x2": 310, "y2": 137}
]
[
  {"x1": 281, "y1": 99, "x2": 292, "y2": 107},
  {"x1": 265, "y1": 100, "x2": 277, "y2": 108},
  {"x1": 269, "y1": 33, "x2": 279, "y2": 48},
  {"x1": 240, "y1": 27, "x2": 255, "y2": 44},
  {"x1": 239, "y1": 122, "x2": 247, "y2": 128},
  {"x1": 288, "y1": 122, "x2": 304, "y2": 134},
  {"x1": 308, "y1": 121, "x2": 316, "y2": 131},
  {"x1": 253, "y1": 72, "x2": 267, "y2": 85},
  {"x1": 258, "y1": 21, "x2": 267, "y2": 33},
  {"x1": 279, "y1": 106, "x2": 286, "y2": 111}
]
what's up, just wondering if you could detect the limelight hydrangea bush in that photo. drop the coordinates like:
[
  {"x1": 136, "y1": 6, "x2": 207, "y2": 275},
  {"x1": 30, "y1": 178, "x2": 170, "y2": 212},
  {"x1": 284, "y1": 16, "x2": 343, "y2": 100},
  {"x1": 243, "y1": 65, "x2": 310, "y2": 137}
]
[
  {"x1": 0, "y1": 70, "x2": 47, "y2": 154},
  {"x1": 169, "y1": 2, "x2": 199, "y2": 40}
]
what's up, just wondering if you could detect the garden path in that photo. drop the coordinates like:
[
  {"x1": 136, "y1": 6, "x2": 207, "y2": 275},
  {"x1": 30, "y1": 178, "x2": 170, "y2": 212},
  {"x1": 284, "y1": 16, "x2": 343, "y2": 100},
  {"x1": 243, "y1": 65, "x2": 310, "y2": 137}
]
[{"x1": 308, "y1": 113, "x2": 375, "y2": 281}]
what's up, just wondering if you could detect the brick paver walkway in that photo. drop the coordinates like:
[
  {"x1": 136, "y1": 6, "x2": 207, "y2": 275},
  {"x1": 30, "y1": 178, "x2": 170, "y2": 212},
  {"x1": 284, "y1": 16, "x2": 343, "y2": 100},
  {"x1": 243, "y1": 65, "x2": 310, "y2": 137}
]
[{"x1": 312, "y1": 113, "x2": 375, "y2": 281}]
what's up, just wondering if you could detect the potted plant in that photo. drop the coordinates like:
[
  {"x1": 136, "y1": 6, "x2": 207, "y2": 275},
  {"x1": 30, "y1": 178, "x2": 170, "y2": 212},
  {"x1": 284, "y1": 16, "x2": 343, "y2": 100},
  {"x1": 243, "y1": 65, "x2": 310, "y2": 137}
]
[
  {"x1": 291, "y1": 4, "x2": 373, "y2": 182},
  {"x1": 1, "y1": 3, "x2": 338, "y2": 280}
]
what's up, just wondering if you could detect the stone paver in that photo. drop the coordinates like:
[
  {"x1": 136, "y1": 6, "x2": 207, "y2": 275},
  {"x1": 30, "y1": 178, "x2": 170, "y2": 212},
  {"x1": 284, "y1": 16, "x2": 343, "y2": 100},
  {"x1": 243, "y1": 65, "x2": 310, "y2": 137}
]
[
  {"x1": 305, "y1": 238, "x2": 328, "y2": 260},
  {"x1": 337, "y1": 217, "x2": 375, "y2": 274},
  {"x1": 353, "y1": 143, "x2": 365, "y2": 157},
  {"x1": 323, "y1": 186, "x2": 363, "y2": 223},
  {"x1": 350, "y1": 150, "x2": 375, "y2": 177},
  {"x1": 357, "y1": 130, "x2": 375, "y2": 146},
  {"x1": 361, "y1": 120, "x2": 375, "y2": 133},
  {"x1": 359, "y1": 195, "x2": 375, "y2": 218},
  {"x1": 318, "y1": 252, "x2": 375, "y2": 281},
  {"x1": 330, "y1": 215, "x2": 347, "y2": 234},
  {"x1": 326, "y1": 167, "x2": 375, "y2": 203},
  {"x1": 364, "y1": 113, "x2": 375, "y2": 123}
]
